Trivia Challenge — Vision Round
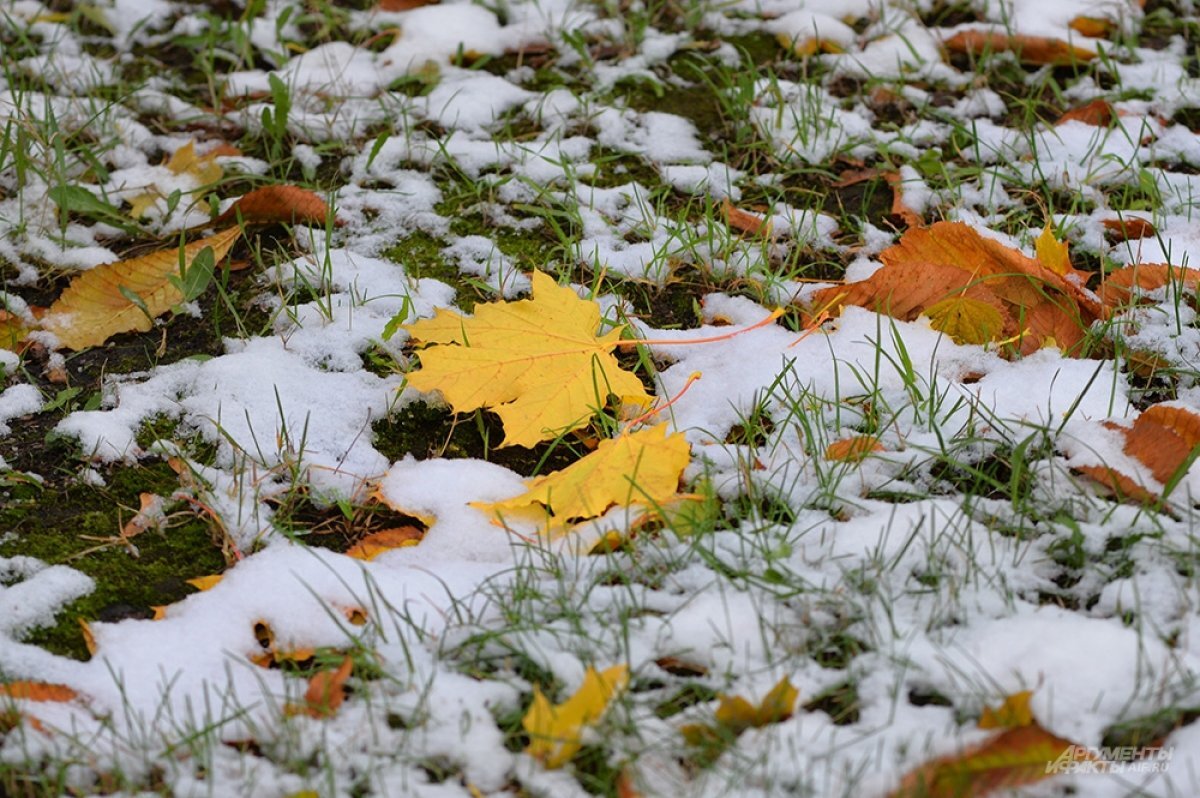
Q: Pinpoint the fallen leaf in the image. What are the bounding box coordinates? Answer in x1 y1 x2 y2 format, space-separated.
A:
476 423 689 535
825 435 884 462
0 310 29 351
1057 98 1113 126
1118 404 1200 485
523 664 629 768
943 29 1097 66
79 619 97 657
1034 223 1072 277
41 227 240 350
1074 464 1160 504
120 493 166 539
891 725 1084 798
286 656 353 718
722 198 772 237
978 691 1034 729
1101 217 1155 241
404 271 651 448
378 0 438 9
250 620 316 668
186 574 224 591
0 682 77 702
1099 263 1200 307
345 526 424 560
212 185 334 228
682 676 798 749
1069 16 1113 37
922 295 1009 345
883 171 923 228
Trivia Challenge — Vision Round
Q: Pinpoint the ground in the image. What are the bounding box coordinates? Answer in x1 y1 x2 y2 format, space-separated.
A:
1 0 1200 796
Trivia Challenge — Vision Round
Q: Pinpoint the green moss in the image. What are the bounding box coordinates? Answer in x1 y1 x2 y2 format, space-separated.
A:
0 461 226 660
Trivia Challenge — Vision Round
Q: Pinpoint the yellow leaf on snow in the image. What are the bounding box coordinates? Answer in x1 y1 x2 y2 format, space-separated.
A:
523 664 629 768
0 682 78 702
824 435 884 462
404 271 651 448
476 423 689 534
922 295 1008 345
715 676 798 732
345 526 424 560
1034 223 1072 277
978 690 1035 729
186 574 224 591
42 227 240 350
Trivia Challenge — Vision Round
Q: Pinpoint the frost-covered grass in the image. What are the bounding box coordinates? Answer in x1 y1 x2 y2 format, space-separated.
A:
2 0 1200 796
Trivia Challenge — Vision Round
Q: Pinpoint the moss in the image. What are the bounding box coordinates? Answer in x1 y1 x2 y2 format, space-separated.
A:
0 461 226 660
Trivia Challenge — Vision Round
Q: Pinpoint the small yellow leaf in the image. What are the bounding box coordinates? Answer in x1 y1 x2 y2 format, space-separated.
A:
0 682 78 702
922 295 1007 345
1035 223 1071 277
186 574 224 591
714 676 798 733
0 310 29 351
78 619 97 657
165 141 223 186
476 423 689 535
979 690 1035 729
524 664 629 768
1068 16 1112 37
42 227 240 350
127 191 162 220
345 526 424 560
404 271 651 448
824 435 884 462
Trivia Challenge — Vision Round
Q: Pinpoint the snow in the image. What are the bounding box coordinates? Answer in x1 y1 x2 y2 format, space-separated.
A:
2 0 1200 795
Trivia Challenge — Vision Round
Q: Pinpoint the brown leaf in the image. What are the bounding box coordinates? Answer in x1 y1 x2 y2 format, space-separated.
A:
825 435 884 462
119 493 165 539
293 657 354 718
1074 464 1160 504
943 30 1097 66
1101 217 1156 242
1057 98 1113 127
212 186 335 228
1118 405 1200 485
1099 263 1200 308
345 526 424 560
882 171 923 228
0 682 77 702
722 198 772 237
891 725 1083 798
41 228 240 350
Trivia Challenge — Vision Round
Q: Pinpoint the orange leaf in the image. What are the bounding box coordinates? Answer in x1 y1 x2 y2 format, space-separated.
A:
1120 405 1200 484
1068 16 1113 37
825 435 884 462
290 656 353 718
78 619 97 657
1057 98 1114 127
41 227 241 350
1101 217 1155 242
1099 263 1200 307
1074 464 1159 504
187 574 223 591
212 186 334 228
943 30 1097 66
345 526 424 560
120 493 165 539
978 691 1034 729
891 725 1082 798
722 198 772 237
882 171 923 228
0 682 77 702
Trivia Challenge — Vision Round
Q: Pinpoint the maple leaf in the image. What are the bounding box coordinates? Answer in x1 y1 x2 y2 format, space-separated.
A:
127 141 234 219
942 30 1096 66
41 227 240 350
922 295 1008 345
811 221 1101 355
404 271 651 448
476 423 689 535
681 676 798 752
890 725 1083 798
523 664 629 768
345 526 424 560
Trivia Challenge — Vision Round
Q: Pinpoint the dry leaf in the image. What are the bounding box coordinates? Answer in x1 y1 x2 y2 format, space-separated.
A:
883 171 923 228
0 310 30 351
212 186 333 228
120 493 166 539
1057 98 1114 127
1119 404 1200 485
1034 223 1071 277
345 526 424 560
404 271 651 448
251 620 316 668
891 725 1083 798
42 227 240 350
824 435 884 462
79 619 97 657
978 691 1035 729
1069 16 1113 37
1101 217 1155 241
476 423 689 535
523 664 629 768
186 574 224 591
681 676 798 748
378 0 438 9
943 29 1097 66
1099 263 1200 307
286 656 353 718
0 682 77 702
722 198 772 237
1074 464 1160 504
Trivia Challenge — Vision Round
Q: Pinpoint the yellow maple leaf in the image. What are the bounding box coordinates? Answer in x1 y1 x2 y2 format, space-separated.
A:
921 295 1007 345
476 422 689 535
403 271 650 448
1035 223 1071 277
523 664 629 768
166 141 224 186
681 676 799 750
41 227 239 350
